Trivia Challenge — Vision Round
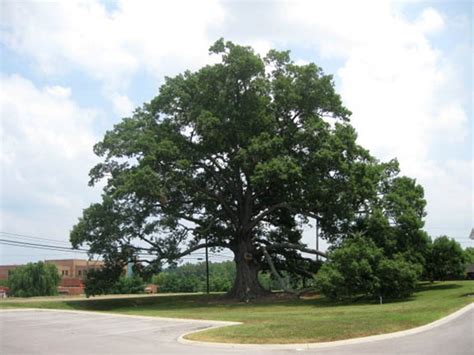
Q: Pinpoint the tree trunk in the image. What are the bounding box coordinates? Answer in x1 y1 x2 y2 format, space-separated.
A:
227 237 268 300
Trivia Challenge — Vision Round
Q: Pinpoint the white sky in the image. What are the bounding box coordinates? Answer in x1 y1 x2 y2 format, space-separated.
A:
0 0 472 264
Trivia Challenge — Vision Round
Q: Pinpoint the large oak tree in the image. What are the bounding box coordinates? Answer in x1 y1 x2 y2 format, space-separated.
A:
71 40 422 299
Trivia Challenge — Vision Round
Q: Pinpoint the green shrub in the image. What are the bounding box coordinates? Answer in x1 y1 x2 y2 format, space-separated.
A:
377 255 421 298
110 276 145 294
316 236 421 301
316 236 382 300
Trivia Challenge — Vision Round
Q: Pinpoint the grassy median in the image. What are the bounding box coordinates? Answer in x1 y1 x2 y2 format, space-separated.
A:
1 281 472 344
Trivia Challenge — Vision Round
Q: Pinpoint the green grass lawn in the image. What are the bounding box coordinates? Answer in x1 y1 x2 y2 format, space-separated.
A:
1 281 472 344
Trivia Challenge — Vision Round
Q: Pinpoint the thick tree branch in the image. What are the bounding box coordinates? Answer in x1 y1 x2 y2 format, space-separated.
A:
192 181 239 226
174 241 230 259
245 202 289 232
266 242 327 258
136 234 162 253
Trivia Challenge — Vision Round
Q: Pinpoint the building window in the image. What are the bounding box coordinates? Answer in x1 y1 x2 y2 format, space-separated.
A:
77 270 82 276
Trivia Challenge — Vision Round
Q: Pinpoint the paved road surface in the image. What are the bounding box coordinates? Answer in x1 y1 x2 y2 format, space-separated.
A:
0 308 472 354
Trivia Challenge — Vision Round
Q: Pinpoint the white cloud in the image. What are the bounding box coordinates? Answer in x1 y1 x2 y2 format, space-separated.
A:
431 103 469 142
45 85 72 99
109 92 134 117
1 0 225 79
415 7 445 34
1 0 225 105
419 159 472 239
0 74 101 241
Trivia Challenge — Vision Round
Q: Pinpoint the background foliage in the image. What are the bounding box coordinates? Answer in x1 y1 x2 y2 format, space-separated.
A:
151 261 303 293
424 236 466 281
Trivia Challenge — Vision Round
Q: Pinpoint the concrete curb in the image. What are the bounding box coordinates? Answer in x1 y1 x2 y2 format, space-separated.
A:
177 302 474 350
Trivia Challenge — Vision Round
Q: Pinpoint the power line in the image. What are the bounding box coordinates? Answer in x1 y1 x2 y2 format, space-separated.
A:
0 231 235 258
0 238 89 252
0 240 90 254
0 231 71 245
0 239 234 261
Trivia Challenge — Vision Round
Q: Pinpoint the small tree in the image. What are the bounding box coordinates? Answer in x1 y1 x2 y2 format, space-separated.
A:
83 267 123 297
377 255 421 298
315 236 383 300
110 276 145 294
8 262 60 297
424 236 466 281
316 236 421 301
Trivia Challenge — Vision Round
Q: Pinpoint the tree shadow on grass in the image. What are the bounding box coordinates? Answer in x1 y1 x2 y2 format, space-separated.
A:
60 291 418 312
417 283 462 292
57 282 466 313
62 294 209 312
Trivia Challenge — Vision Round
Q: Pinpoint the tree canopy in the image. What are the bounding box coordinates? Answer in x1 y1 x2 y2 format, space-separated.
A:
71 39 427 299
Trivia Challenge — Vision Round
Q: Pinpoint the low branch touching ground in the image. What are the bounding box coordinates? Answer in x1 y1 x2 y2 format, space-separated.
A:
262 246 297 294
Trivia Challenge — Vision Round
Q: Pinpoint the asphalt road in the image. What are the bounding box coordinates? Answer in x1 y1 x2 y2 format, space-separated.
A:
0 307 472 355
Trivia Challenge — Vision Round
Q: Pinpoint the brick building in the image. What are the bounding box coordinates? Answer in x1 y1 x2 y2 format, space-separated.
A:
44 259 104 280
0 259 104 295
0 264 20 280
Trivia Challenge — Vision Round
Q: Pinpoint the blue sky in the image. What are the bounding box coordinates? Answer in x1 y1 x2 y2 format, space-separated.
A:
0 0 472 264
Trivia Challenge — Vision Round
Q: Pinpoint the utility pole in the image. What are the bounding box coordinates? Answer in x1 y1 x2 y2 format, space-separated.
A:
205 234 210 294
315 218 319 262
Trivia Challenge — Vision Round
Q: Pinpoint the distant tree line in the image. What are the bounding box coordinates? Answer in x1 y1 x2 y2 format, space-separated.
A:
152 261 235 293
150 260 309 293
3 239 472 298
